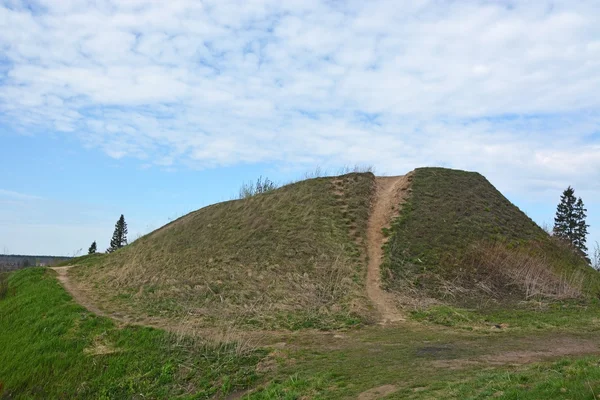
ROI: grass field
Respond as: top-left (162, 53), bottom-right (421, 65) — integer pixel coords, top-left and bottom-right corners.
top-left (4, 267), bottom-right (600, 398)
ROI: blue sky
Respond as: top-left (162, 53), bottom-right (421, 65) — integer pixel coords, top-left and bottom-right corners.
top-left (0, 0), bottom-right (599, 256)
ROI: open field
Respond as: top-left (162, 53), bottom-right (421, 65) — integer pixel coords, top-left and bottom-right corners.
top-left (3, 268), bottom-right (600, 399)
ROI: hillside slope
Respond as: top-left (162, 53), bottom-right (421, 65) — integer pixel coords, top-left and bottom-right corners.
top-left (382, 167), bottom-right (598, 304)
top-left (0, 268), bottom-right (263, 398)
top-left (72, 173), bottom-right (376, 329)
top-left (68, 167), bottom-right (598, 330)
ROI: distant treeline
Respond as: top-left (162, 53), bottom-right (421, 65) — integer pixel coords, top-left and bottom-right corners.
top-left (0, 255), bottom-right (70, 272)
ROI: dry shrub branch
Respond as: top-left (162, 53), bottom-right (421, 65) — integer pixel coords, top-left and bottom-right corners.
top-left (465, 242), bottom-right (583, 300)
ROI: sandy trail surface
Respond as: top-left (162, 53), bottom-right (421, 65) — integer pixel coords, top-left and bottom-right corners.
top-left (365, 174), bottom-right (412, 323)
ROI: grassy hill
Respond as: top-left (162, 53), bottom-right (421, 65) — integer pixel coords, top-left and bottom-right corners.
top-left (71, 173), bottom-right (375, 330)
top-left (68, 167), bottom-right (598, 330)
top-left (382, 167), bottom-right (598, 305)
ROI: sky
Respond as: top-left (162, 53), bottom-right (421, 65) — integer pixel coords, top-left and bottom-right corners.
top-left (0, 0), bottom-right (599, 256)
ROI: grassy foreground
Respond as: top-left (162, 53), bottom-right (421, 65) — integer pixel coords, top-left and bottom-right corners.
top-left (4, 268), bottom-right (600, 399)
top-left (0, 268), bottom-right (265, 399)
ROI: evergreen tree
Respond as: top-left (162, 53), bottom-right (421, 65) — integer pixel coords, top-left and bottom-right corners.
top-left (553, 186), bottom-right (589, 253)
top-left (574, 197), bottom-right (589, 253)
top-left (107, 215), bottom-right (128, 253)
top-left (88, 241), bottom-right (97, 255)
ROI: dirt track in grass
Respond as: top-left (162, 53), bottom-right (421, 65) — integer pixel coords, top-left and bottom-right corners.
top-left (365, 174), bottom-right (412, 323)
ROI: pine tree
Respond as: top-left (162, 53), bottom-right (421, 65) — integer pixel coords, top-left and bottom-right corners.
top-left (553, 186), bottom-right (589, 254)
top-left (88, 241), bottom-right (97, 255)
top-left (107, 215), bottom-right (128, 253)
top-left (553, 186), bottom-right (577, 242)
top-left (574, 197), bottom-right (589, 253)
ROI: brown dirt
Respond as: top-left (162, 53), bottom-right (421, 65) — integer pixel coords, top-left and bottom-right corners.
top-left (433, 337), bottom-right (600, 369)
top-left (357, 384), bottom-right (398, 400)
top-left (366, 174), bottom-right (412, 323)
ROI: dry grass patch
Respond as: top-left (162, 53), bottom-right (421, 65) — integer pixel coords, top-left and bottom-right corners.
top-left (465, 242), bottom-right (584, 301)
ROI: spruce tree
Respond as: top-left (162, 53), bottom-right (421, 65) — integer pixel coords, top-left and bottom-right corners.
top-left (107, 215), bottom-right (128, 253)
top-left (88, 241), bottom-right (97, 255)
top-left (553, 186), bottom-right (589, 253)
top-left (574, 197), bottom-right (589, 253)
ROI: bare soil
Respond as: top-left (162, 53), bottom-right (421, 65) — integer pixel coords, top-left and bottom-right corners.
top-left (366, 174), bottom-right (412, 323)
top-left (51, 267), bottom-right (112, 319)
top-left (357, 384), bottom-right (398, 400)
top-left (433, 336), bottom-right (600, 369)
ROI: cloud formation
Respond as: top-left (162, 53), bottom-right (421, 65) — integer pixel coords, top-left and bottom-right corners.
top-left (1, 0), bottom-right (599, 193)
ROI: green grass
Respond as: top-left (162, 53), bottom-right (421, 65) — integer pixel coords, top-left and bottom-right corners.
top-left (392, 356), bottom-right (600, 399)
top-left (56, 252), bottom-right (106, 267)
top-left (411, 301), bottom-right (600, 333)
top-left (5, 268), bottom-right (600, 399)
top-left (382, 167), bottom-right (599, 302)
top-left (0, 272), bottom-right (8, 300)
top-left (0, 268), bottom-right (265, 399)
top-left (71, 173), bottom-right (375, 330)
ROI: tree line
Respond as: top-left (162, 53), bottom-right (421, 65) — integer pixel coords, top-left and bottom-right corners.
top-left (87, 214), bottom-right (128, 255)
top-left (553, 186), bottom-right (599, 269)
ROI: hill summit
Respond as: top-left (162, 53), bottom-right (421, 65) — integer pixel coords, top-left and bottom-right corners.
top-left (69, 168), bottom-right (597, 330)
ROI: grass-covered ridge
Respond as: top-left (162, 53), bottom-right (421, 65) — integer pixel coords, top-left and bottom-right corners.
top-left (72, 173), bottom-right (375, 330)
top-left (383, 167), bottom-right (598, 303)
top-left (0, 268), bottom-right (264, 399)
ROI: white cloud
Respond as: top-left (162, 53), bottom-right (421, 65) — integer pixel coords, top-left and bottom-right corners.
top-left (0, 0), bottom-right (598, 195)
top-left (0, 189), bottom-right (42, 201)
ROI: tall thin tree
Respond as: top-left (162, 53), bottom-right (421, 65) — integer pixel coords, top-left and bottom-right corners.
top-left (107, 215), bottom-right (128, 253)
top-left (574, 198), bottom-right (589, 253)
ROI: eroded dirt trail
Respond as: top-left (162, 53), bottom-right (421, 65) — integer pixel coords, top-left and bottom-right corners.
top-left (366, 174), bottom-right (412, 323)
top-left (51, 266), bottom-right (113, 319)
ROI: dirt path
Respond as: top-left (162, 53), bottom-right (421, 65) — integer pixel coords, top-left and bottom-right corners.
top-left (51, 267), bottom-right (110, 317)
top-left (366, 174), bottom-right (412, 323)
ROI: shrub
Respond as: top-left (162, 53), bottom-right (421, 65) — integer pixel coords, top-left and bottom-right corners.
top-left (238, 176), bottom-right (277, 199)
top-left (464, 242), bottom-right (583, 300)
top-left (593, 241), bottom-right (600, 271)
top-left (0, 273), bottom-right (8, 300)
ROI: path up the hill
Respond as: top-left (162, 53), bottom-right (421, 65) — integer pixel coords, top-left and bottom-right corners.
top-left (366, 174), bottom-right (412, 323)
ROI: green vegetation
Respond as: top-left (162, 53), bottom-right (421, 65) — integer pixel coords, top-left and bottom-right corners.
top-left (107, 214), bottom-right (128, 253)
top-left (6, 167), bottom-right (600, 399)
top-left (56, 252), bottom-right (106, 267)
top-left (0, 272), bottom-right (8, 300)
top-left (71, 173), bottom-right (375, 330)
top-left (238, 176), bottom-right (278, 199)
top-left (394, 356), bottom-right (600, 399)
top-left (382, 167), bottom-right (598, 303)
top-left (0, 268), bottom-right (264, 399)
top-left (88, 241), bottom-right (97, 255)
top-left (410, 301), bottom-right (600, 332)
top-left (553, 186), bottom-right (589, 253)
